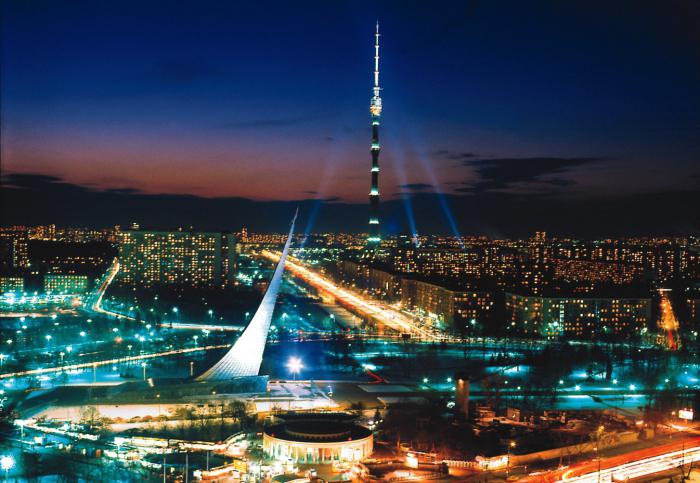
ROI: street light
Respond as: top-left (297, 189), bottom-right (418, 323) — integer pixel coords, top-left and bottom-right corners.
top-left (287, 357), bottom-right (303, 380)
top-left (507, 441), bottom-right (516, 477)
top-left (1, 455), bottom-right (14, 478)
top-left (142, 362), bottom-right (147, 381)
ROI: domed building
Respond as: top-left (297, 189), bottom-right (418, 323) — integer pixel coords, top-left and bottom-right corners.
top-left (263, 412), bottom-right (373, 463)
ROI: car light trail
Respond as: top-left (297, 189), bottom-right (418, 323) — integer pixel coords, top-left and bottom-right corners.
top-left (658, 288), bottom-right (679, 350)
top-left (0, 344), bottom-right (230, 380)
top-left (559, 440), bottom-right (700, 482)
top-left (89, 259), bottom-right (137, 321)
top-left (166, 322), bottom-right (243, 331)
top-left (262, 250), bottom-right (439, 340)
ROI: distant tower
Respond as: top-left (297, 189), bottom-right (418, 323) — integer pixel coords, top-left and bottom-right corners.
top-left (367, 22), bottom-right (382, 247)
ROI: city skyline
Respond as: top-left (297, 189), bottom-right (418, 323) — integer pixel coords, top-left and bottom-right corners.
top-left (2, 3), bottom-right (700, 481)
top-left (2, 1), bottom-right (699, 236)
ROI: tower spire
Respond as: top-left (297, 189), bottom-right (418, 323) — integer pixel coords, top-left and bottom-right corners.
top-left (368, 22), bottom-right (382, 247)
top-left (374, 21), bottom-right (380, 91)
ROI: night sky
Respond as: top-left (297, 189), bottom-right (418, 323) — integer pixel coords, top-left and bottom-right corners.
top-left (2, 1), bottom-right (699, 236)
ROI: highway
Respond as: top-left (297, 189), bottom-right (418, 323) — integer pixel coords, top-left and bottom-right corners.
top-left (658, 288), bottom-right (680, 350)
top-left (88, 258), bottom-right (137, 321)
top-left (262, 250), bottom-right (441, 340)
top-left (518, 437), bottom-right (700, 482)
top-left (0, 344), bottom-right (230, 380)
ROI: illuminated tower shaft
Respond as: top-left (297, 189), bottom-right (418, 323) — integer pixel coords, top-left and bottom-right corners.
top-left (368, 22), bottom-right (382, 246)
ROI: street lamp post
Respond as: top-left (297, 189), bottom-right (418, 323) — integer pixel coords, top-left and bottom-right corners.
top-left (507, 441), bottom-right (516, 478)
top-left (1, 455), bottom-right (14, 479)
top-left (287, 357), bottom-right (303, 381)
top-left (142, 362), bottom-right (147, 381)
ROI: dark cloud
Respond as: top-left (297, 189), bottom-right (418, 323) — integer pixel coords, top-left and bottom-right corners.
top-left (3, 173), bottom-right (63, 187)
top-left (301, 191), bottom-right (342, 202)
top-left (2, 172), bottom-right (698, 237)
top-left (398, 183), bottom-right (432, 191)
top-left (2, 173), bottom-right (144, 195)
top-left (461, 156), bottom-right (605, 193)
top-left (2, 172), bottom-right (91, 193)
top-left (543, 178), bottom-right (577, 187)
top-left (105, 187), bottom-right (142, 194)
top-left (435, 149), bottom-right (479, 161)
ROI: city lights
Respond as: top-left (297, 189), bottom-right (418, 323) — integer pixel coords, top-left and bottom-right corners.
top-left (1, 455), bottom-right (14, 476)
top-left (287, 357), bottom-right (303, 380)
top-left (0, 6), bottom-right (697, 482)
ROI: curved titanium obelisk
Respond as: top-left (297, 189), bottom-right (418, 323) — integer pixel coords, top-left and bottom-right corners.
top-left (196, 211), bottom-right (297, 381)
top-left (367, 21), bottom-right (382, 247)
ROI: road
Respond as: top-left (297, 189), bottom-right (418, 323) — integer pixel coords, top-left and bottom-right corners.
top-left (519, 437), bottom-right (700, 482)
top-left (0, 344), bottom-right (230, 380)
top-left (88, 258), bottom-right (137, 321)
top-left (658, 289), bottom-right (680, 351)
top-left (262, 250), bottom-right (441, 340)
